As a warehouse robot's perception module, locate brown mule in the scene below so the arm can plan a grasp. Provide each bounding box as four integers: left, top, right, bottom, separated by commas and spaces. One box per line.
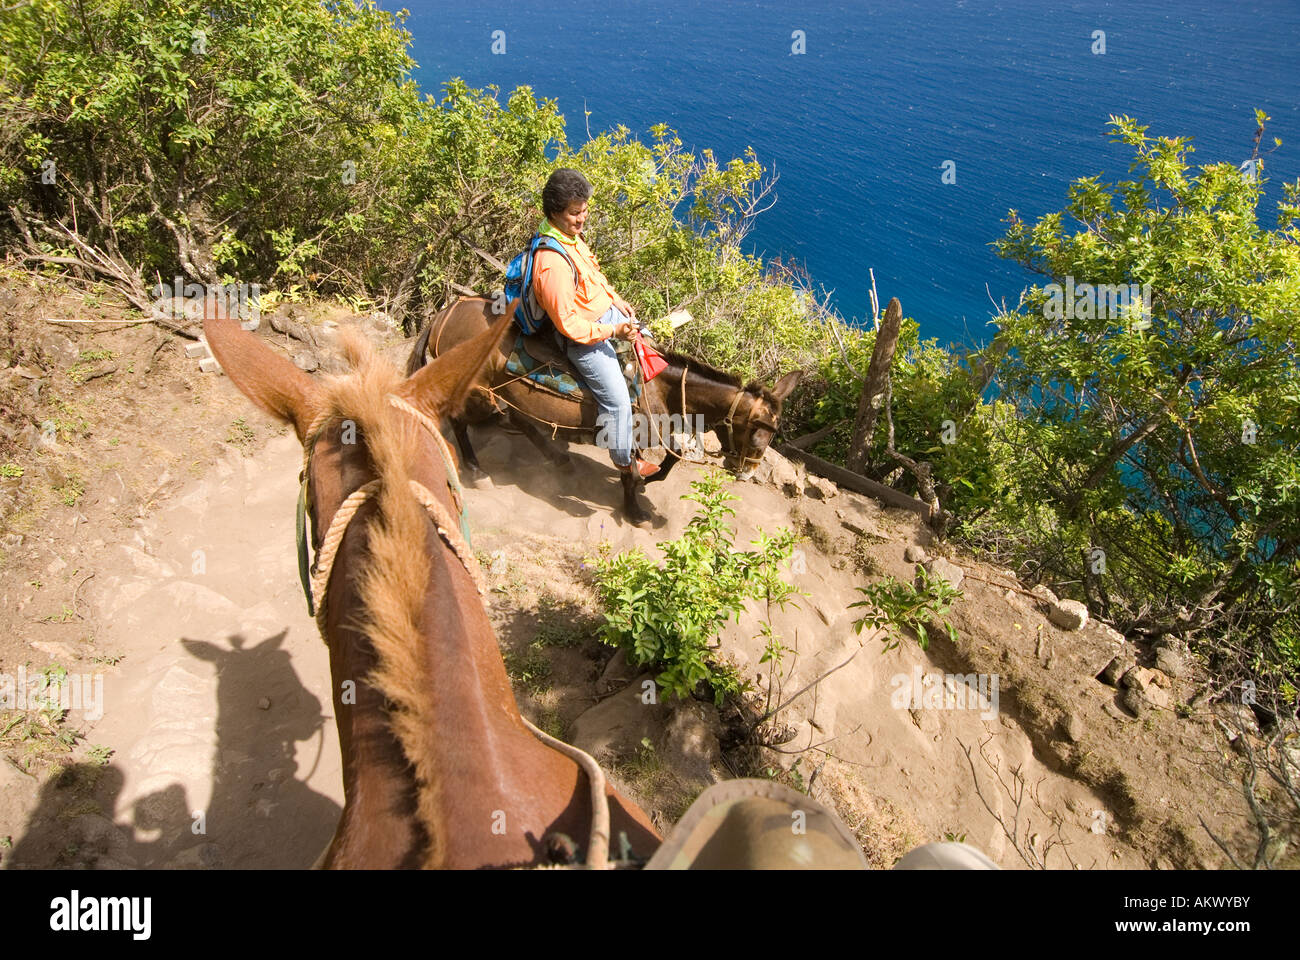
203, 302, 660, 868
406, 297, 800, 523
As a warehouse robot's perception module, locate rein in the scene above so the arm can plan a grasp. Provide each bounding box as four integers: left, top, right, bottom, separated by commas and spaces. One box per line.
295, 392, 616, 869
631, 358, 767, 471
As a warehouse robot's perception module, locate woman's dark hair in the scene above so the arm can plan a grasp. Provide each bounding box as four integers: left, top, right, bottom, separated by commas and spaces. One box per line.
542, 168, 592, 218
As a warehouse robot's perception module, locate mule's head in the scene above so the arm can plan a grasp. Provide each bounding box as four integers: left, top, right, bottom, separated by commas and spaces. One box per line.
201, 300, 510, 545
719, 371, 800, 481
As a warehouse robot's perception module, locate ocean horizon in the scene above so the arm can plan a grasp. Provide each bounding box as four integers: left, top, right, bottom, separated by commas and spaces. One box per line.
389, 0, 1300, 346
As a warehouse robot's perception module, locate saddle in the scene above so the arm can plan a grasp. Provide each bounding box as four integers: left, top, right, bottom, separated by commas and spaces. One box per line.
643, 778, 999, 870
505, 330, 643, 403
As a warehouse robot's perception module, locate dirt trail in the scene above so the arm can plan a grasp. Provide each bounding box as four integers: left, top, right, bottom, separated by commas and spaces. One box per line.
428, 429, 1148, 868
5, 433, 342, 868
0, 297, 1250, 870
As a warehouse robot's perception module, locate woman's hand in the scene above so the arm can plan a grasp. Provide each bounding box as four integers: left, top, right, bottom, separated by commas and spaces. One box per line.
612, 319, 635, 340
614, 297, 636, 319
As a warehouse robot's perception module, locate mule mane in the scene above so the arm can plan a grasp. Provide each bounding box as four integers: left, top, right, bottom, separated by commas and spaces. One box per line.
319, 329, 446, 868
659, 348, 779, 406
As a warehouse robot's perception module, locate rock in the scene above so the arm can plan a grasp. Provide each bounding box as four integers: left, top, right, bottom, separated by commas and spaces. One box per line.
570, 675, 669, 764
596, 649, 635, 695
257, 697, 271, 710
700, 430, 722, 456
1048, 599, 1089, 631
1120, 666, 1155, 691
1063, 712, 1086, 743
752, 447, 803, 496
804, 475, 837, 500
292, 351, 319, 372
38, 332, 79, 368
1104, 700, 1134, 722
922, 557, 964, 590
1029, 584, 1058, 606
1120, 671, 1169, 713
45, 556, 67, 575
657, 700, 722, 785
1119, 667, 1169, 709
1097, 623, 1126, 647
1097, 654, 1134, 687
198, 356, 223, 374
1149, 669, 1172, 689
31, 640, 79, 662
184, 340, 209, 359
1120, 687, 1149, 717
1154, 647, 1187, 679
1145, 685, 1170, 708
904, 545, 929, 564
836, 509, 871, 538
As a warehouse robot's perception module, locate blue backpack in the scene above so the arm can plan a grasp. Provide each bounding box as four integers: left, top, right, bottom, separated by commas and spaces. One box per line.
503, 234, 577, 335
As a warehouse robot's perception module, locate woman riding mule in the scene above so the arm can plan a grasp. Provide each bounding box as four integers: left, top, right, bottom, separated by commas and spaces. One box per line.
407, 171, 801, 524
531, 168, 660, 479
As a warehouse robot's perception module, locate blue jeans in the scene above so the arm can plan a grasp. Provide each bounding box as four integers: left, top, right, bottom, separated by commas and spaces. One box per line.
560, 305, 633, 467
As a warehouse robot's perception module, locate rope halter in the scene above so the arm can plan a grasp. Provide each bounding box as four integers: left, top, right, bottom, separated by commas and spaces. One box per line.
296, 394, 484, 626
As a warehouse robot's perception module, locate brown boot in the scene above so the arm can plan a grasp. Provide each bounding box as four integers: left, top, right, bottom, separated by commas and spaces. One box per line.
620, 457, 660, 479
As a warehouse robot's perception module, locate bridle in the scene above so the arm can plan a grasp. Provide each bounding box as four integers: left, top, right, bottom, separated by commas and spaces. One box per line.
716, 386, 768, 473
293, 391, 619, 869
295, 393, 483, 625
649, 364, 771, 472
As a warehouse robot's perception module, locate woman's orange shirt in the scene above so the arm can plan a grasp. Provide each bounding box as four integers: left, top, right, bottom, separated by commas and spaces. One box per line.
531, 222, 619, 344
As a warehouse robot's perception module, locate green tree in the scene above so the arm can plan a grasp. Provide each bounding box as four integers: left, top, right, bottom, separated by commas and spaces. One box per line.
0, 0, 417, 310
986, 113, 1299, 696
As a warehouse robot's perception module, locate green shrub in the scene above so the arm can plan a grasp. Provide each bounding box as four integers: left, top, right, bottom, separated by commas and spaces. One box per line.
849, 565, 963, 652
590, 470, 800, 704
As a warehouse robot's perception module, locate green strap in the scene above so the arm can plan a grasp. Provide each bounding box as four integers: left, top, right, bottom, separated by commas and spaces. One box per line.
296, 472, 315, 617
436, 439, 475, 552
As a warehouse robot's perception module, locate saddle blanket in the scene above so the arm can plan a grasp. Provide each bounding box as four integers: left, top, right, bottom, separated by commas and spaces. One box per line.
505, 332, 643, 403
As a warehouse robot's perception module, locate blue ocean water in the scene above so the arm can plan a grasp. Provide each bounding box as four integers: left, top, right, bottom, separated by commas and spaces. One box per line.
391, 0, 1300, 346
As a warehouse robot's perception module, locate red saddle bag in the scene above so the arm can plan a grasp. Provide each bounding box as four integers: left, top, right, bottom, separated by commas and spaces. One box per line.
632, 329, 669, 382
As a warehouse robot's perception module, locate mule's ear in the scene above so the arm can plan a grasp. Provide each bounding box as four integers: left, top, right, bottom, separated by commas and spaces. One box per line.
771, 370, 801, 401
202, 302, 323, 443
401, 310, 512, 420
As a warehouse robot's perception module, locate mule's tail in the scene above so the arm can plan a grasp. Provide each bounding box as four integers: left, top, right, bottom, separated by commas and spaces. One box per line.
405, 310, 439, 377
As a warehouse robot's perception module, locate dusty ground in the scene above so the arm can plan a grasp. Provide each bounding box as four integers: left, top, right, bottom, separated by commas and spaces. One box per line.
0, 273, 1274, 869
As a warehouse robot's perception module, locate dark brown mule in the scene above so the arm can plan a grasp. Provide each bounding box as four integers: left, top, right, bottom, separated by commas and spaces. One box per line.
406, 297, 800, 523
203, 304, 659, 868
